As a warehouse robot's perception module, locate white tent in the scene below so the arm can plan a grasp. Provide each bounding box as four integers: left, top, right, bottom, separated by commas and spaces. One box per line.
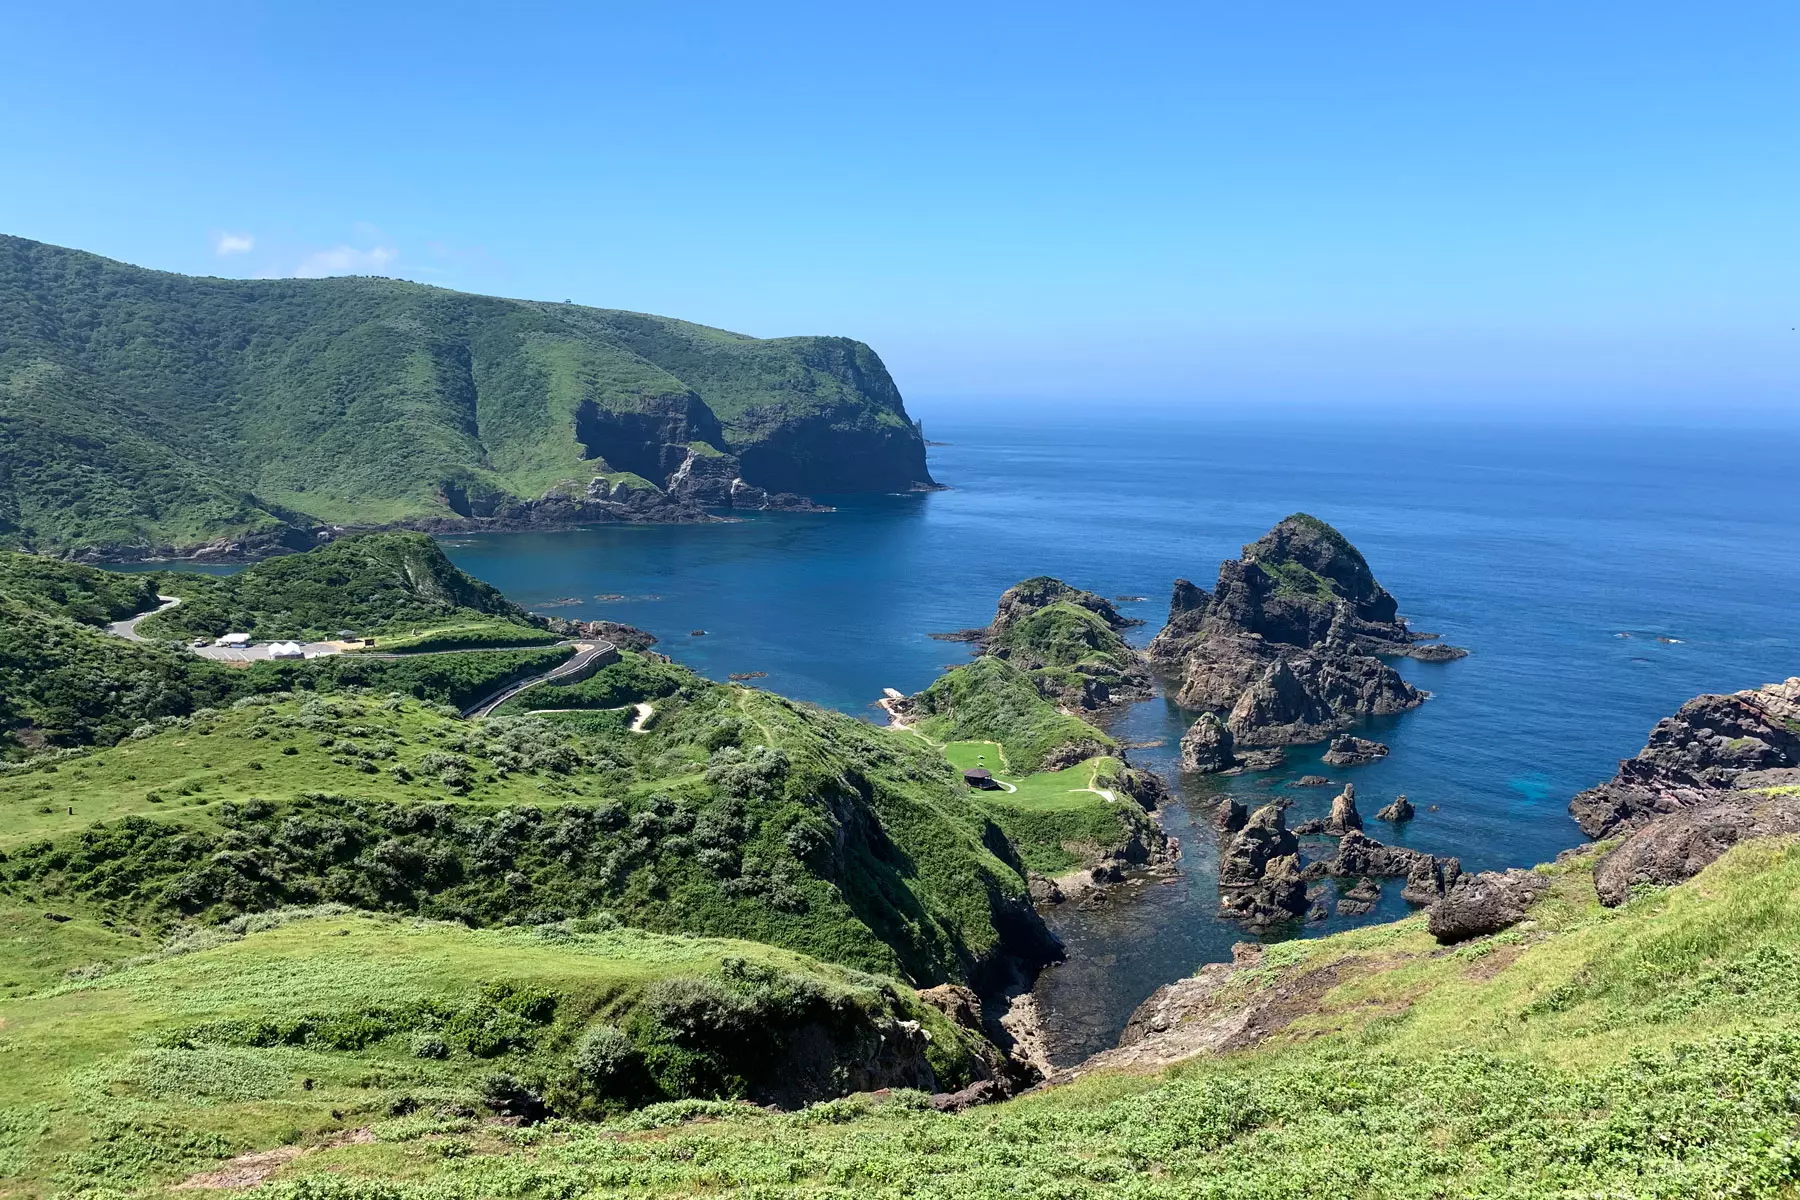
269, 641, 305, 660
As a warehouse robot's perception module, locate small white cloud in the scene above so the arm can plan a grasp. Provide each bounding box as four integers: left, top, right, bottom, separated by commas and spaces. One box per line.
214, 232, 255, 257
290, 243, 399, 278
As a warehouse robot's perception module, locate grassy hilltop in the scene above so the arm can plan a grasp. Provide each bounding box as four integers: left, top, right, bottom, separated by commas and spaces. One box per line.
0, 235, 934, 556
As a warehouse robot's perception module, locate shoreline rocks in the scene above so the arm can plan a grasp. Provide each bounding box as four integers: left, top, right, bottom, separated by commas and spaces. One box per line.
1569, 678, 1800, 840
1426, 869, 1550, 943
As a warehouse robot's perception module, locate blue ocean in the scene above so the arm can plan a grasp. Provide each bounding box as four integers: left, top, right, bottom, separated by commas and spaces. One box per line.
441, 407, 1800, 1063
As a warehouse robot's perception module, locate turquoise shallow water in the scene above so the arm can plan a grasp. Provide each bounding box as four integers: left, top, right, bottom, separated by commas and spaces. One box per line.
441, 410, 1800, 1063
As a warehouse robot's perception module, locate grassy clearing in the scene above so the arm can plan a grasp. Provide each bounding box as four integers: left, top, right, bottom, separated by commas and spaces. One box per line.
909, 656, 1113, 774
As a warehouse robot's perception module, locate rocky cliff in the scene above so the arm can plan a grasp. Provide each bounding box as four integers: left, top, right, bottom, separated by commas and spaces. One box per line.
0, 234, 933, 557
1151, 514, 1464, 753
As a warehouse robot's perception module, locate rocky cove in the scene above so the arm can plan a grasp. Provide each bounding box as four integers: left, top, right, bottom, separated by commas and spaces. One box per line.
438, 413, 1800, 1072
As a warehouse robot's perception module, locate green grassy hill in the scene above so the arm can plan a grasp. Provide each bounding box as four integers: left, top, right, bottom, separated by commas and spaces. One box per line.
135, 532, 544, 644
0, 537, 568, 753
0, 235, 934, 556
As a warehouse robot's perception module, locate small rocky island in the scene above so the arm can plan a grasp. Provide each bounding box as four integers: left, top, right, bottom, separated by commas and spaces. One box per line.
1152, 514, 1465, 768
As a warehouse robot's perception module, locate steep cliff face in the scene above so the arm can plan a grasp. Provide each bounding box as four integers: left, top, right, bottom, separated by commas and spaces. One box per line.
0, 235, 934, 556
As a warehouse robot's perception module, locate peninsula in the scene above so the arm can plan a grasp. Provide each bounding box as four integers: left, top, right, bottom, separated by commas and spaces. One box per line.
0, 235, 937, 560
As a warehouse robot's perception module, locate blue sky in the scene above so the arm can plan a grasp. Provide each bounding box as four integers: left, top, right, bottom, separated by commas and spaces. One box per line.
3, 2, 1795, 412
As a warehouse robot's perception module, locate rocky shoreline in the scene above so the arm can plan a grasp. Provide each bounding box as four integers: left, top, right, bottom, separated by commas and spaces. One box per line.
1049, 675, 1800, 1085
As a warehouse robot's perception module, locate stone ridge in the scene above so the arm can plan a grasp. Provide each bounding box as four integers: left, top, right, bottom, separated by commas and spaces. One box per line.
1569, 677, 1800, 841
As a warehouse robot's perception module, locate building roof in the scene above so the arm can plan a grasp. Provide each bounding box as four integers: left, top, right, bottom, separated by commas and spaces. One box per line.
963, 768, 992, 779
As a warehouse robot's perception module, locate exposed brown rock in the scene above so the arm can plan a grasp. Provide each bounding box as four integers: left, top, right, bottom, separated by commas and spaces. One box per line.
1426, 869, 1550, 943
1568, 678, 1800, 839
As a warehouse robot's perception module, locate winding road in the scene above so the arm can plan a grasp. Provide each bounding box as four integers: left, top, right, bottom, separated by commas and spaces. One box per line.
101, 595, 616, 722
461, 641, 617, 718
106, 595, 181, 641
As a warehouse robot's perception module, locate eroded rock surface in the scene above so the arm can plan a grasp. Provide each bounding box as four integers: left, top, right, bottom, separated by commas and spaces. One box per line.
1426, 869, 1550, 944
1569, 678, 1800, 839
1322, 735, 1389, 767
1154, 515, 1464, 750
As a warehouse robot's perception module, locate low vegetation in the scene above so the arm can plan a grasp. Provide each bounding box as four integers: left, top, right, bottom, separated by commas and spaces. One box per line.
171, 839, 1800, 1197
137, 534, 538, 643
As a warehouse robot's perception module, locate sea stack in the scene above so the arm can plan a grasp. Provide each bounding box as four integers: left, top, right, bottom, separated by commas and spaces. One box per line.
1150, 514, 1465, 752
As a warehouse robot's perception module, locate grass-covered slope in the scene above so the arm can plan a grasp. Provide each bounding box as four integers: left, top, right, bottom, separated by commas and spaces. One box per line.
135, 532, 540, 643
983, 576, 1149, 707
142, 835, 1800, 1199
902, 656, 1162, 877
0, 655, 1050, 987
0, 235, 933, 555
0, 552, 159, 624
0, 908, 992, 1197
907, 656, 1115, 774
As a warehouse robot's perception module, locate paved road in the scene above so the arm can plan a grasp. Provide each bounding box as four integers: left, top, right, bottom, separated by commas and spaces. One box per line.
463, 642, 615, 718
106, 596, 181, 641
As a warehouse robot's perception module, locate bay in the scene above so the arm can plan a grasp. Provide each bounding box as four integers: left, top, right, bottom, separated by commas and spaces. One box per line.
440, 407, 1800, 1064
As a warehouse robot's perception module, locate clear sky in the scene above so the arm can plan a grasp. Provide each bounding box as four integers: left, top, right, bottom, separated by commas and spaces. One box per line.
3, 2, 1795, 413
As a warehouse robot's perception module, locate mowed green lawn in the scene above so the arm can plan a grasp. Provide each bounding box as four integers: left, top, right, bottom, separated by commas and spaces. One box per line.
940, 740, 1115, 809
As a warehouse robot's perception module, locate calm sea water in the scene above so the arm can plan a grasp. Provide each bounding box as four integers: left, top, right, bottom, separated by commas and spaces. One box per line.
441, 409, 1800, 1064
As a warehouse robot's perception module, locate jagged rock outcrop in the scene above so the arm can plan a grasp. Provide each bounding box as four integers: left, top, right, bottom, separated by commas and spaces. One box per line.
1316, 830, 1461, 904
1325, 784, 1363, 835
1179, 713, 1236, 773
1322, 735, 1389, 767
1590, 789, 1800, 905
1217, 803, 1310, 926
1213, 798, 1248, 834
1375, 794, 1414, 823
539, 617, 658, 651
1156, 515, 1464, 751
1336, 877, 1381, 915
1426, 869, 1550, 943
1568, 678, 1800, 839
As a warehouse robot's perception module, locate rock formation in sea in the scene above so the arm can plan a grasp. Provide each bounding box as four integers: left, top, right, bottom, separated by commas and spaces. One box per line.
1322, 735, 1389, 767
1150, 514, 1465, 751
1324, 783, 1363, 835
1179, 712, 1236, 773
1216, 803, 1310, 926
1375, 794, 1415, 823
